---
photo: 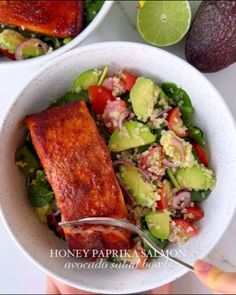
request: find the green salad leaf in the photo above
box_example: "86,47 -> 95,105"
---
143,229 -> 169,257
51,91 -> 89,107
161,82 -> 193,123
161,83 -> 206,146
187,125 -> 205,146
15,146 -> 40,175
44,36 -> 62,49
28,170 -> 54,207
85,0 -> 105,25
191,190 -> 211,202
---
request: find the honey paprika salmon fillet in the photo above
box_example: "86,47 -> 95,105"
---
25,100 -> 130,256
0,1 -> 84,38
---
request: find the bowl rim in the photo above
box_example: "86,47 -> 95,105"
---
1,41 -> 236,294
0,1 -> 114,68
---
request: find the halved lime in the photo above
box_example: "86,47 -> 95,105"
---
137,1 -> 191,47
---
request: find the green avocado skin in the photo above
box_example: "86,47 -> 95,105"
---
185,1 -> 236,73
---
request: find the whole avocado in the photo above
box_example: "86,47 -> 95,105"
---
185,1 -> 236,72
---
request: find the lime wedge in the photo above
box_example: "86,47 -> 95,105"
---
137,1 -> 191,47
139,1 -> 146,8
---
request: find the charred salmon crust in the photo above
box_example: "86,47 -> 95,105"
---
0,0 -> 84,37
26,100 -> 131,256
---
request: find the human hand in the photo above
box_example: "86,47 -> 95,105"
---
194,260 -> 236,294
45,276 -> 93,294
45,276 -> 171,294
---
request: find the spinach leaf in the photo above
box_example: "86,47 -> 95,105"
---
187,125 -> 205,146
28,170 -> 54,207
161,83 -> 193,123
161,83 -> 206,146
15,146 -> 40,175
28,186 -> 54,207
44,36 -> 62,49
191,190 -> 211,202
84,0 -> 105,25
50,90 -> 89,107
152,127 -> 164,143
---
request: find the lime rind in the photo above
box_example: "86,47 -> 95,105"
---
137,0 -> 191,47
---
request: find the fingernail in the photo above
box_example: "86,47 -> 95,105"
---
194,260 -> 213,273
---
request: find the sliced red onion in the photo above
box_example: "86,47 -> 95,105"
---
118,109 -> 130,131
170,138 -> 185,161
103,77 -> 113,91
162,159 -> 178,168
15,38 -> 48,60
128,112 -> 135,119
166,121 -> 172,130
53,210 -> 61,218
117,179 -> 134,205
113,159 -> 151,181
172,189 -> 191,210
157,107 -> 172,118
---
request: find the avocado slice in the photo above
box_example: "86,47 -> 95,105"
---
119,165 -> 157,208
130,77 -> 160,122
145,211 -> 170,240
176,165 -> 216,191
108,120 -> 156,152
0,29 -> 25,53
72,69 -> 99,93
143,229 -> 169,257
21,40 -> 48,59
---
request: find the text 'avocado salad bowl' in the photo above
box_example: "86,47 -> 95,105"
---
0,42 -> 236,294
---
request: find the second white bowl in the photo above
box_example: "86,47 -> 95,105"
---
0,1 -> 113,67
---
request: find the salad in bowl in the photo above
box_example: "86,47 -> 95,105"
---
0,0 -> 111,62
15,66 -> 216,267
1,42 -> 235,293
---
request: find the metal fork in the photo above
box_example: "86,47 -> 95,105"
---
59,217 -> 194,271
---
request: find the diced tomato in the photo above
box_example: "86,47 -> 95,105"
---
1,48 -> 15,60
121,71 -> 137,91
192,142 -> 209,167
88,85 -> 115,114
167,107 -> 188,137
172,218 -> 199,237
157,180 -> 173,210
184,206 -> 204,221
47,212 -> 65,239
140,147 -> 165,178
102,100 -> 128,132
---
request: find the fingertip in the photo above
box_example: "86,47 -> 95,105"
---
45,276 -> 59,294
194,259 -> 213,275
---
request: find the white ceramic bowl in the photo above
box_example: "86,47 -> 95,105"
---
0,1 -> 113,68
1,42 -> 236,294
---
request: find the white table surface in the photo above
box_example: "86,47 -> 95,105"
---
1,1 -> 236,294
